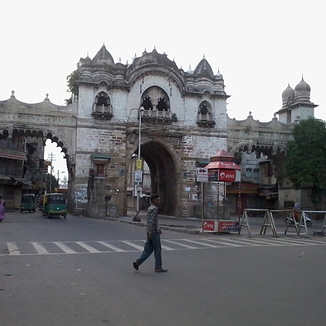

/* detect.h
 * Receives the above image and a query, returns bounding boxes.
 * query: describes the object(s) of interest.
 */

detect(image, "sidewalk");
[106,210,325,238]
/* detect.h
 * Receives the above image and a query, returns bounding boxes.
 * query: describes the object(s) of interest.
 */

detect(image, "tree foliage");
[286,118,326,198]
[65,69,79,104]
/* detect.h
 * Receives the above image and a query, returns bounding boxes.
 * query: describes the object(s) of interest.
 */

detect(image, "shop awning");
[0,151,26,161]
[196,159,210,167]
[91,154,111,164]
[91,154,111,160]
[9,177,33,186]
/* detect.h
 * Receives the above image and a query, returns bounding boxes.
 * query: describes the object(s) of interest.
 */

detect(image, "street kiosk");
[200,150,241,233]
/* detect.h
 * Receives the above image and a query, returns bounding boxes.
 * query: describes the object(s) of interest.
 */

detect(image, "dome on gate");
[92,45,115,66]
[131,47,179,71]
[194,58,214,78]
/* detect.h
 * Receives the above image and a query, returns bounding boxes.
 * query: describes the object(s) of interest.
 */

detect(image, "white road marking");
[6,242,21,255]
[97,241,126,252]
[76,241,100,253]
[164,239,198,249]
[121,240,144,250]
[53,242,76,254]
[1,237,325,256]
[31,242,49,254]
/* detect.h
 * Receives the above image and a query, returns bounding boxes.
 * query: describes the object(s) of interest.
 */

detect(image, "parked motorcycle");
[285,212,312,227]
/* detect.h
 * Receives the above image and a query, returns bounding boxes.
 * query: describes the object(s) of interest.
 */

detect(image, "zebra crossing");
[1,236,326,256]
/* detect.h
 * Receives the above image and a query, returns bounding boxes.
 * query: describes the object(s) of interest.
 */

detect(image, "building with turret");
[0,45,321,215]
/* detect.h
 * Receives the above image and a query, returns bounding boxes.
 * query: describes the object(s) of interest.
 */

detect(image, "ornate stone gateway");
[0,46,318,215]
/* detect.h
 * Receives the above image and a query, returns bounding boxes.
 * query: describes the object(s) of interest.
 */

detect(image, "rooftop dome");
[282,84,294,104]
[294,77,311,101]
[295,77,311,93]
[131,47,179,71]
[194,58,214,78]
[92,45,114,66]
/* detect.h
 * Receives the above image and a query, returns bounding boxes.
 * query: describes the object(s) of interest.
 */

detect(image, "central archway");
[139,140,177,216]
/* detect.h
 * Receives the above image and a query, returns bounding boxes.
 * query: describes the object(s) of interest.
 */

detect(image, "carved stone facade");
[0,46,318,214]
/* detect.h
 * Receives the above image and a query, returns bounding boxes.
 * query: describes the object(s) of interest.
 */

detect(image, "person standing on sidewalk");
[133,194,167,273]
[0,196,5,222]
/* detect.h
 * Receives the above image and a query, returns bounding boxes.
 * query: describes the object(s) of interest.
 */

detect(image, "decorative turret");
[281,84,294,107]
[294,77,311,102]
[276,76,317,124]
[194,58,215,79]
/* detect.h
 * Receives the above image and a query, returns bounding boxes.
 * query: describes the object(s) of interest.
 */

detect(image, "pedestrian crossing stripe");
[1,237,326,256]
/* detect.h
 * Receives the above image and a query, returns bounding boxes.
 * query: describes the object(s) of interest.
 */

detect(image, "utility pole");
[132,106,144,222]
[47,152,56,192]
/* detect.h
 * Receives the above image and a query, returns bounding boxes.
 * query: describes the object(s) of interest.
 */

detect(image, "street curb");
[104,216,202,235]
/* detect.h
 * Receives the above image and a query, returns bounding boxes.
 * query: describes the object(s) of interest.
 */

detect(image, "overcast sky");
[1,0,325,125]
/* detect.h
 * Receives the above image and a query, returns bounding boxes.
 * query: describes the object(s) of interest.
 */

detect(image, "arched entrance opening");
[44,139,68,192]
[136,140,177,216]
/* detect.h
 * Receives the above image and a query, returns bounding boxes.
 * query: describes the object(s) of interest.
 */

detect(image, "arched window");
[92,91,113,120]
[95,91,110,108]
[140,86,172,123]
[141,86,170,111]
[197,101,215,128]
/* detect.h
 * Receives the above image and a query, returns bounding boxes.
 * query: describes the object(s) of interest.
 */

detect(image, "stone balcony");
[92,104,113,120]
[196,113,216,128]
[141,109,173,124]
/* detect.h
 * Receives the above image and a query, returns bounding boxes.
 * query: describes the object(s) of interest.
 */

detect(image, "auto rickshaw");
[20,194,36,213]
[42,193,67,218]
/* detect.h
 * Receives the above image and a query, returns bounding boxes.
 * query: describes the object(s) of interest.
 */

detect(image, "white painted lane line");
[182,239,219,248]
[164,239,198,249]
[139,240,175,251]
[121,241,143,250]
[31,242,49,254]
[76,242,101,253]
[97,241,126,252]
[6,242,21,255]
[202,239,243,247]
[53,242,76,254]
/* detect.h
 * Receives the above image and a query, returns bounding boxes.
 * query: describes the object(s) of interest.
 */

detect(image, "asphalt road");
[1,211,326,326]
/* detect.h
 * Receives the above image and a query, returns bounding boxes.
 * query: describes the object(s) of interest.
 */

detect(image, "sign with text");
[196,168,208,183]
[218,169,236,182]
[217,220,240,233]
[202,220,217,232]
[135,170,142,183]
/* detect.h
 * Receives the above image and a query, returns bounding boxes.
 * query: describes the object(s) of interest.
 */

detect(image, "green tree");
[286,117,326,208]
[65,69,79,104]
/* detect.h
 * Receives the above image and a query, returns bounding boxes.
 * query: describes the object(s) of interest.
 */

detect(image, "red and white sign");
[205,161,240,170]
[218,169,236,182]
[196,168,209,183]
[202,220,217,232]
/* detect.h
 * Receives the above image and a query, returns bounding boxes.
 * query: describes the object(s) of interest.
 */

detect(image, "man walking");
[133,194,167,273]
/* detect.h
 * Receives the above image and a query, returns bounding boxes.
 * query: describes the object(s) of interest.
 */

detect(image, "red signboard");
[218,169,236,182]
[202,220,217,232]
